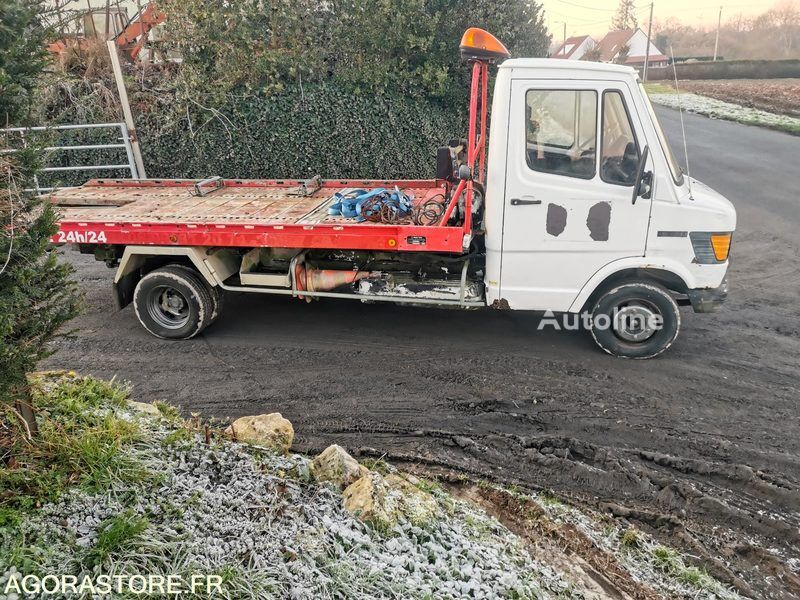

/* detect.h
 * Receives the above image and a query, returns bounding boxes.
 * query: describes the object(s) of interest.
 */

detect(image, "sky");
[539,0,777,41]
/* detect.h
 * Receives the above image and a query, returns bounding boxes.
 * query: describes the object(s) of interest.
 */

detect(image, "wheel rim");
[146,285,190,329]
[612,299,661,343]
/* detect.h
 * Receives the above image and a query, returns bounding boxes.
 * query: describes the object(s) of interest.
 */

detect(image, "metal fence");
[0,122,139,194]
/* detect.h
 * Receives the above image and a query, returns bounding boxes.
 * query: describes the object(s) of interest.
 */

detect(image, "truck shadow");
[207,290,597,358]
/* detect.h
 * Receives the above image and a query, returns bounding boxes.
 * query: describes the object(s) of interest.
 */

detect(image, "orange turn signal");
[710,233,732,261]
[459,28,511,61]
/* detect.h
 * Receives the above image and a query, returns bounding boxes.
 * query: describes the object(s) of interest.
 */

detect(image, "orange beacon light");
[459,28,511,61]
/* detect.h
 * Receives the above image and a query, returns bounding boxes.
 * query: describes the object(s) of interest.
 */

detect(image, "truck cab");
[483,58,735,356]
[51,29,735,359]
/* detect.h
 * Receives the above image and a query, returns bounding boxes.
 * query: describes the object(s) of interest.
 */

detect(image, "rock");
[310,444,369,488]
[343,472,438,530]
[226,413,294,453]
[343,472,402,530]
[453,436,477,449]
[127,400,161,415]
[385,474,438,526]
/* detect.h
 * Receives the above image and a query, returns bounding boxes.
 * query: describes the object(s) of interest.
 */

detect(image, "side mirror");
[640,171,653,200]
[632,145,652,205]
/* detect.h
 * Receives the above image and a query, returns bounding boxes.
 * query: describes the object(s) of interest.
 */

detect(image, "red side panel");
[52,178,465,253]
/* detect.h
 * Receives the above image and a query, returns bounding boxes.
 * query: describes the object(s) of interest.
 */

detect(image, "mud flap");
[113,269,141,311]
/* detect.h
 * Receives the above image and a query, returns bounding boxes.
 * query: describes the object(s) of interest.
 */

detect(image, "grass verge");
[1,374,148,518]
[1,375,568,598]
[643,82,677,95]
[649,90,800,136]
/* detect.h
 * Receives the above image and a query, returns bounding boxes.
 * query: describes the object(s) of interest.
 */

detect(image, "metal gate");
[0,122,139,194]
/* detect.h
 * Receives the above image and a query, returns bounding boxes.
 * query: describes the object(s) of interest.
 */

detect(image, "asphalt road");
[43,107,800,598]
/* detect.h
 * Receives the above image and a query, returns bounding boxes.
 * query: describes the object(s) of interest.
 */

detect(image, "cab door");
[499,79,654,312]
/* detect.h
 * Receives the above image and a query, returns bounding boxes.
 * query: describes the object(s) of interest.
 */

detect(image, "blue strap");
[328,189,369,217]
[327,187,414,222]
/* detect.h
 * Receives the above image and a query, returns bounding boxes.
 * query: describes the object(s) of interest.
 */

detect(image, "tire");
[167,263,225,324]
[207,285,225,324]
[133,265,214,340]
[590,281,680,359]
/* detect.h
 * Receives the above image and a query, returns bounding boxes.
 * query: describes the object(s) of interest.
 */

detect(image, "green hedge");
[647,59,800,81]
[37,84,467,187]
[138,85,467,180]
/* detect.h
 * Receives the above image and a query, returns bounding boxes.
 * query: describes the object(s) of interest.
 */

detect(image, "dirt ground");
[42,108,800,598]
[676,79,800,117]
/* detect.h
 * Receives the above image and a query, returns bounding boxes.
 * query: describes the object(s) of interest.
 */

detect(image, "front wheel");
[590,281,680,359]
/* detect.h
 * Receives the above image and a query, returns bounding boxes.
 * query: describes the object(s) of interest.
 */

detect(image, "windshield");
[639,83,684,185]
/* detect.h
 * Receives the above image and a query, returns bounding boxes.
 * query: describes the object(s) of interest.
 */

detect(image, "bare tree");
[728,12,748,34]
[651,5,800,59]
[612,0,638,31]
[768,0,800,55]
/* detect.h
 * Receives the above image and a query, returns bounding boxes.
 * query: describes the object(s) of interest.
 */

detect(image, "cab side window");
[525,90,597,180]
[601,91,640,186]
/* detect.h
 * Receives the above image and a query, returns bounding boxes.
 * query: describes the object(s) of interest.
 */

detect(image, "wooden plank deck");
[55,182,445,227]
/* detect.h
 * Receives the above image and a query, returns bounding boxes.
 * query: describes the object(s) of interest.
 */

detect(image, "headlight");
[690,232,732,264]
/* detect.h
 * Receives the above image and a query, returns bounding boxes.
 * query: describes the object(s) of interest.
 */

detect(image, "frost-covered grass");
[2,375,747,599]
[649,92,800,135]
[1,375,575,599]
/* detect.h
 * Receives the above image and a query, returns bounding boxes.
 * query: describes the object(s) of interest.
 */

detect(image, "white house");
[596,28,668,68]
[551,35,597,60]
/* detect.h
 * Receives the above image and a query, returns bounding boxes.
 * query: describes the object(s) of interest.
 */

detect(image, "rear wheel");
[133,265,213,339]
[167,263,225,324]
[590,281,680,359]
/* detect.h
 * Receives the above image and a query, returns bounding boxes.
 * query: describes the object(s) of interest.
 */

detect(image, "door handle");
[510,198,542,206]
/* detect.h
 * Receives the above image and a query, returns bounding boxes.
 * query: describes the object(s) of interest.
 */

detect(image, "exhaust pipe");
[294,264,372,297]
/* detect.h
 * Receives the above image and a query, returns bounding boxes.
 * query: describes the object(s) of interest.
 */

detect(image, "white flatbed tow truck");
[52,28,735,359]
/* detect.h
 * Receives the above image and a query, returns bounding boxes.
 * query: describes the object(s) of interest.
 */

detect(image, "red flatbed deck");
[52,178,466,253]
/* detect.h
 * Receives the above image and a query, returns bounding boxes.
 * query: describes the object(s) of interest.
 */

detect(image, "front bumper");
[687,276,729,313]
